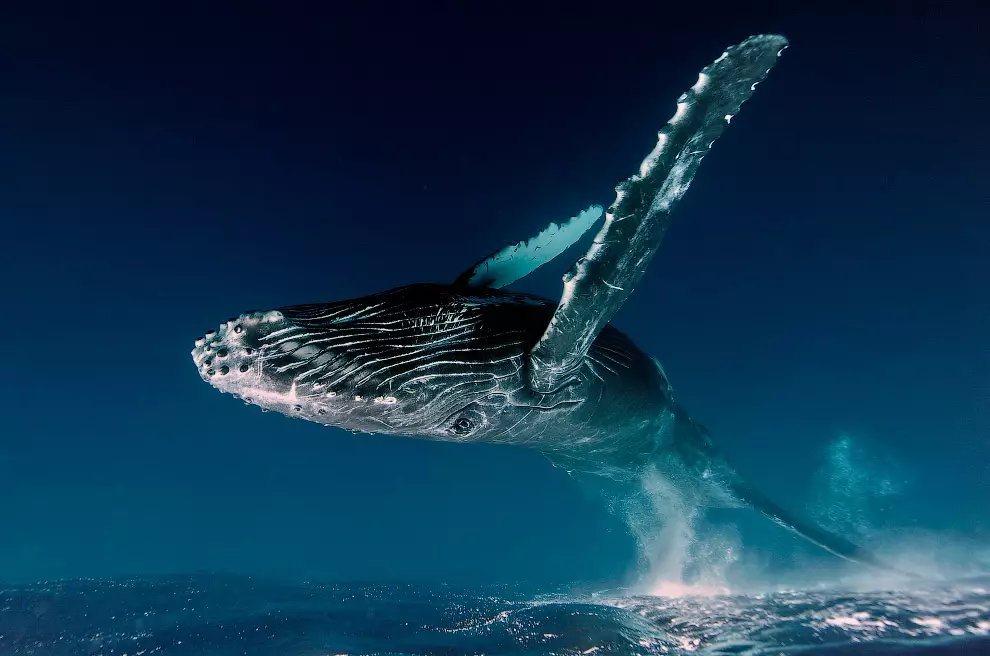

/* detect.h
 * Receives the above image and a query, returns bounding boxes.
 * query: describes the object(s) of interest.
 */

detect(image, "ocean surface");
[3,574,989,655]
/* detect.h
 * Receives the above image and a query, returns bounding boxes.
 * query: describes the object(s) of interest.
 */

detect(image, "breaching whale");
[192,35,900,572]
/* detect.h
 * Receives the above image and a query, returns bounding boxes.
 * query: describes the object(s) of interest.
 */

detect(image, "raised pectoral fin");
[453,205,604,289]
[527,35,788,392]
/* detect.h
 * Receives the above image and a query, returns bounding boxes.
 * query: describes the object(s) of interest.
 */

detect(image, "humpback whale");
[192,35,901,573]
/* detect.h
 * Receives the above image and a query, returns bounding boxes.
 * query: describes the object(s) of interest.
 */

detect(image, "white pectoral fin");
[453,205,604,289]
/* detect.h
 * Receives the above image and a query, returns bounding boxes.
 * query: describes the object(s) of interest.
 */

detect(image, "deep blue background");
[1,2,986,585]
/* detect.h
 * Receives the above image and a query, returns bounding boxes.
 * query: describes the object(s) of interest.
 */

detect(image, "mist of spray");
[808,434,908,541]
[805,434,990,585]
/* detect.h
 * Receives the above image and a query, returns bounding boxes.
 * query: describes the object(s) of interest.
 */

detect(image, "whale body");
[192,35,905,573]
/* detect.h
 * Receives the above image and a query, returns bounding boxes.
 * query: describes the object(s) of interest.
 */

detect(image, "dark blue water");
[3,574,989,655]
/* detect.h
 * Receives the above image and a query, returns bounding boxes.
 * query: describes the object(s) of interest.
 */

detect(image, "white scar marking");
[638,133,667,177]
[691,72,709,92]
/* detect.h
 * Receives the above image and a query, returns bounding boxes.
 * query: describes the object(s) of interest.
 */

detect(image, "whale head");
[190,284,590,442]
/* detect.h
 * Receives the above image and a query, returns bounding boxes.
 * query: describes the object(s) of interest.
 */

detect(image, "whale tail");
[727,478,916,577]
[663,409,915,577]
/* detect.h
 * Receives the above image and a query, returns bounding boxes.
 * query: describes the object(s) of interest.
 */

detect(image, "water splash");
[615,464,739,597]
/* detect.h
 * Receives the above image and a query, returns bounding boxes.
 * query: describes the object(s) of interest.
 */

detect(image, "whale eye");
[445,406,488,438]
[451,417,474,436]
